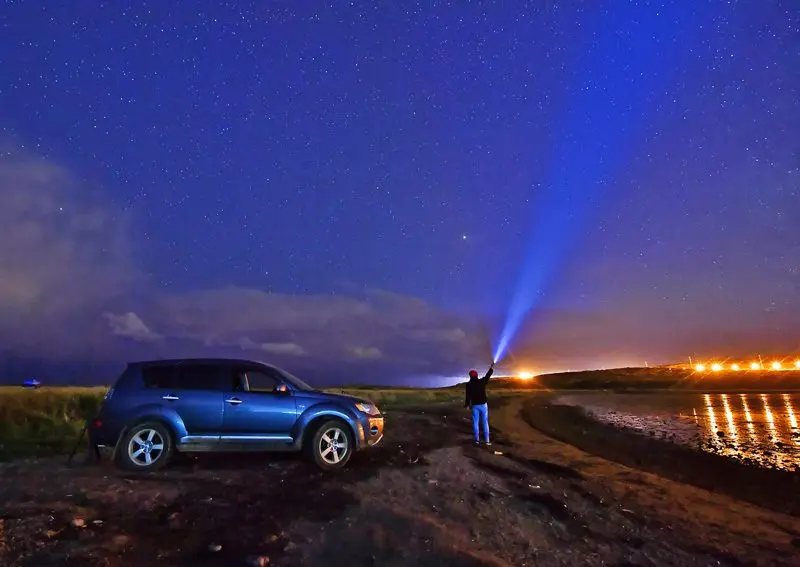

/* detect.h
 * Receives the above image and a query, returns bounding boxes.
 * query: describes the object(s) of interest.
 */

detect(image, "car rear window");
[140,363,223,391]
[141,365,174,388]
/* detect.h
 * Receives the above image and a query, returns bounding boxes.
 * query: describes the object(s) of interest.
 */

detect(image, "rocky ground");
[1,396,799,566]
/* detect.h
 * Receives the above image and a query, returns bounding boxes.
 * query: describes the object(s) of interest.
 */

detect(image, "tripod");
[66,421,101,466]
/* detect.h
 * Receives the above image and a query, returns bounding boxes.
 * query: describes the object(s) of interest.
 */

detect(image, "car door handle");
[162,394,180,401]
[225,398,243,405]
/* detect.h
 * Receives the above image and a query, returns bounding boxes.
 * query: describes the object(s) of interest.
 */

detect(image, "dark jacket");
[464,367,494,407]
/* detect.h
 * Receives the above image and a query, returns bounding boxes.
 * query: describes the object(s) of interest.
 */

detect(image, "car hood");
[303,390,369,405]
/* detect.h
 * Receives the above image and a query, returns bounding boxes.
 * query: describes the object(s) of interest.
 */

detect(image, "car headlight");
[355,402,379,415]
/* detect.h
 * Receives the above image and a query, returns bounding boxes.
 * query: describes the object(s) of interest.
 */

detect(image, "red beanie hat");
[469,369,478,378]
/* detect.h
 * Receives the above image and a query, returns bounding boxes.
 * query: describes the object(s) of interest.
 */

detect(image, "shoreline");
[519,394,800,518]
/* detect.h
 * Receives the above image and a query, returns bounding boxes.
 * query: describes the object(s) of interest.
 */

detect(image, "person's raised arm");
[482,362,495,382]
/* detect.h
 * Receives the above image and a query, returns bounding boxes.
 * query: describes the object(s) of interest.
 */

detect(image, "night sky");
[1,2,798,386]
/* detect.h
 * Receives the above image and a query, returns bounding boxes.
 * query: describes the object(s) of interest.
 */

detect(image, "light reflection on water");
[784,394,798,444]
[557,392,800,471]
[740,394,755,441]
[684,393,799,470]
[690,393,800,470]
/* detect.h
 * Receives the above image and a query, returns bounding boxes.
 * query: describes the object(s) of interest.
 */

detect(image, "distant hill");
[446,366,800,391]
[530,367,800,391]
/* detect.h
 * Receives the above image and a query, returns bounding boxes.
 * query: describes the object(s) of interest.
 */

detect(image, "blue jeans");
[471,403,490,443]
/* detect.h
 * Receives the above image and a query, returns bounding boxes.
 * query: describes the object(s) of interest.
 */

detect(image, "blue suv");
[89,358,384,472]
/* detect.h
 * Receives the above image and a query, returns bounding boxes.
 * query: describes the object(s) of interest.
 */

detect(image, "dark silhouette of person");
[464,362,494,445]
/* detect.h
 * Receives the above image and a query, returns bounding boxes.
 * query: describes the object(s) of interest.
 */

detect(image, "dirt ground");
[1,395,799,567]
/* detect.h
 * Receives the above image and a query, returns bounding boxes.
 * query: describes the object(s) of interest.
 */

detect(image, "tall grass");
[0,387,107,459]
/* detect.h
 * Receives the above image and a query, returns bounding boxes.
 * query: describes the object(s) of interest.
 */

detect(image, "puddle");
[554,392,800,471]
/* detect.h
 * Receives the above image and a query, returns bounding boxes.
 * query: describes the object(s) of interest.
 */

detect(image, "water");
[554,392,800,471]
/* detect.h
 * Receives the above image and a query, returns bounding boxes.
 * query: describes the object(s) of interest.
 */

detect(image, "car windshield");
[274,366,316,391]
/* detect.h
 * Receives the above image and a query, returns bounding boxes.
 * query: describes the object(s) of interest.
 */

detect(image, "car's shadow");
[169,450,300,470]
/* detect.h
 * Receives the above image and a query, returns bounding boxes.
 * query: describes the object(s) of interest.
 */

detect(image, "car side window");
[230,368,248,392]
[173,364,224,391]
[245,370,281,393]
[141,365,174,389]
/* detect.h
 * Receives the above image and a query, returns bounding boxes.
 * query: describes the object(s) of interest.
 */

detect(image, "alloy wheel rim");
[127,428,165,466]
[319,427,348,464]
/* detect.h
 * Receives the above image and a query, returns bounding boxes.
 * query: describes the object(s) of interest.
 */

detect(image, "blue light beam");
[494,1,713,363]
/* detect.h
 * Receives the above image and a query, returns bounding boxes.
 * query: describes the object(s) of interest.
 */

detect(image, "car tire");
[305,419,354,471]
[115,421,175,472]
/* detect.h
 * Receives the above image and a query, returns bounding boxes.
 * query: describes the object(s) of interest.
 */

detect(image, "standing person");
[464,362,494,445]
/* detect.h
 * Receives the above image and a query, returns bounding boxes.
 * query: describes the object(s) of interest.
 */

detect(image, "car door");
[146,363,225,440]
[220,365,299,447]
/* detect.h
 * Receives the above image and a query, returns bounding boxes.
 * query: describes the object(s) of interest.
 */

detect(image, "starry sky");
[0,1,798,386]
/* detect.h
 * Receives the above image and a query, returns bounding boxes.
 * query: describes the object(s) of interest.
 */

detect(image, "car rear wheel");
[306,420,354,471]
[115,421,174,472]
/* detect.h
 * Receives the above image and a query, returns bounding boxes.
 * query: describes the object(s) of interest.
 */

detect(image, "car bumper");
[87,417,121,449]
[356,414,384,450]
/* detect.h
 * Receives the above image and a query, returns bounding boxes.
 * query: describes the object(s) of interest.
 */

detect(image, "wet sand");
[1,395,799,566]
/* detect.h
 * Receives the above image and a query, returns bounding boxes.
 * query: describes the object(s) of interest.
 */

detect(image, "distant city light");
[518,371,535,380]
[687,358,800,373]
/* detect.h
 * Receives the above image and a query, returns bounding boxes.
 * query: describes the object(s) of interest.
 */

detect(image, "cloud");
[0,149,139,358]
[409,328,467,343]
[138,286,485,366]
[104,312,162,343]
[236,338,306,356]
[349,346,383,360]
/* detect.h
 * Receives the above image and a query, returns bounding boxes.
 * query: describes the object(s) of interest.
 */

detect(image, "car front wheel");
[306,420,354,471]
[115,421,174,472]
